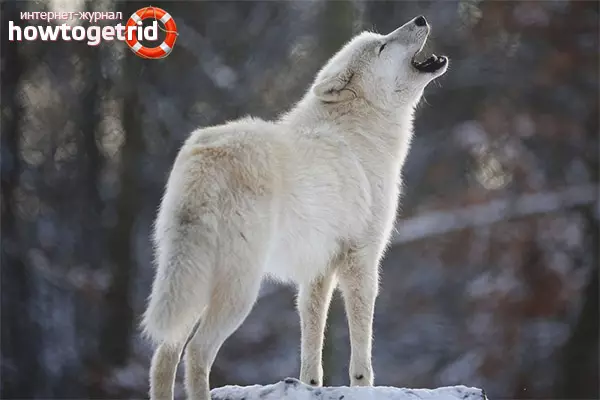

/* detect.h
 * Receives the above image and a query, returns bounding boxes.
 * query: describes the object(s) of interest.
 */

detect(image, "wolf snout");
[414,15,427,27]
[391,15,430,37]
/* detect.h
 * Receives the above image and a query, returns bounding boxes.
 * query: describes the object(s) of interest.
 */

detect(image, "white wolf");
[143,15,448,400]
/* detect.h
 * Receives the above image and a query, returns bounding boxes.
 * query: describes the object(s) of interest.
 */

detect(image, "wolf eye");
[378,43,387,54]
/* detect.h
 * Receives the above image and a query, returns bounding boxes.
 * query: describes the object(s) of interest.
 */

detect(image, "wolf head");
[312,16,448,108]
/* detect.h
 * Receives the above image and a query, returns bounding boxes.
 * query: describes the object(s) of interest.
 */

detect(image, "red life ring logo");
[125,6,177,59]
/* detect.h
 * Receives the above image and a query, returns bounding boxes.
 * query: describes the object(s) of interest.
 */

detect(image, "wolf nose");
[414,15,427,27]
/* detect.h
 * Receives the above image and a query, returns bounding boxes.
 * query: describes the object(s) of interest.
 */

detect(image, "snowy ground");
[211,378,487,400]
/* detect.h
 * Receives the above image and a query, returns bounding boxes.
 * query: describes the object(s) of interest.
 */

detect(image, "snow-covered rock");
[211,378,487,400]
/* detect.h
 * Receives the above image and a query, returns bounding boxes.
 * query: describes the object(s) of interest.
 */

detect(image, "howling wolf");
[143,15,448,400]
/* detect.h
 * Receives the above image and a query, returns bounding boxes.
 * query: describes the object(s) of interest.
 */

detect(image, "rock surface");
[211,378,487,400]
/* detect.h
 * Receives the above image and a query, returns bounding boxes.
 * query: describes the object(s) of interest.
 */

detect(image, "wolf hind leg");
[184,209,272,400]
[149,341,185,400]
[184,273,262,400]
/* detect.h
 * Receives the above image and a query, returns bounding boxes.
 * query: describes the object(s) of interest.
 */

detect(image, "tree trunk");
[98,4,145,366]
[0,1,42,397]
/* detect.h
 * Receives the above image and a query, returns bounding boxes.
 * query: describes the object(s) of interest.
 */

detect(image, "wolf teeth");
[413,54,438,67]
[412,54,447,72]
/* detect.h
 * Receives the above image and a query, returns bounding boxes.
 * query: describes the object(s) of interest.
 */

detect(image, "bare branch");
[392,184,598,244]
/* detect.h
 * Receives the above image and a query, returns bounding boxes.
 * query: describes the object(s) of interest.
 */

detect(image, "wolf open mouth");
[411,52,447,73]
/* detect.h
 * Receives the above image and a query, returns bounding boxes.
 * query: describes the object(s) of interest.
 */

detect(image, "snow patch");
[211,378,487,400]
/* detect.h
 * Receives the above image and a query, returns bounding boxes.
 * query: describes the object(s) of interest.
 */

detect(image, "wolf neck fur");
[280,95,416,165]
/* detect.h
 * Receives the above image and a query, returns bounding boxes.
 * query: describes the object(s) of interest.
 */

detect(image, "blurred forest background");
[1,0,598,399]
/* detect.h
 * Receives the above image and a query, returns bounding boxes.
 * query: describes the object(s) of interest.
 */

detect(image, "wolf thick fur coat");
[143,16,448,400]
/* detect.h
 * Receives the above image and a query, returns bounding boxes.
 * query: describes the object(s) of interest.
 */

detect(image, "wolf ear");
[313,68,356,102]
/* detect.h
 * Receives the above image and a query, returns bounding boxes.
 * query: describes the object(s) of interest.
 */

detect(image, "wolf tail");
[141,193,219,346]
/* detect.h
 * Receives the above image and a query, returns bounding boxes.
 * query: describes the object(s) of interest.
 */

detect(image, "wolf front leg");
[338,247,379,386]
[297,269,337,387]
